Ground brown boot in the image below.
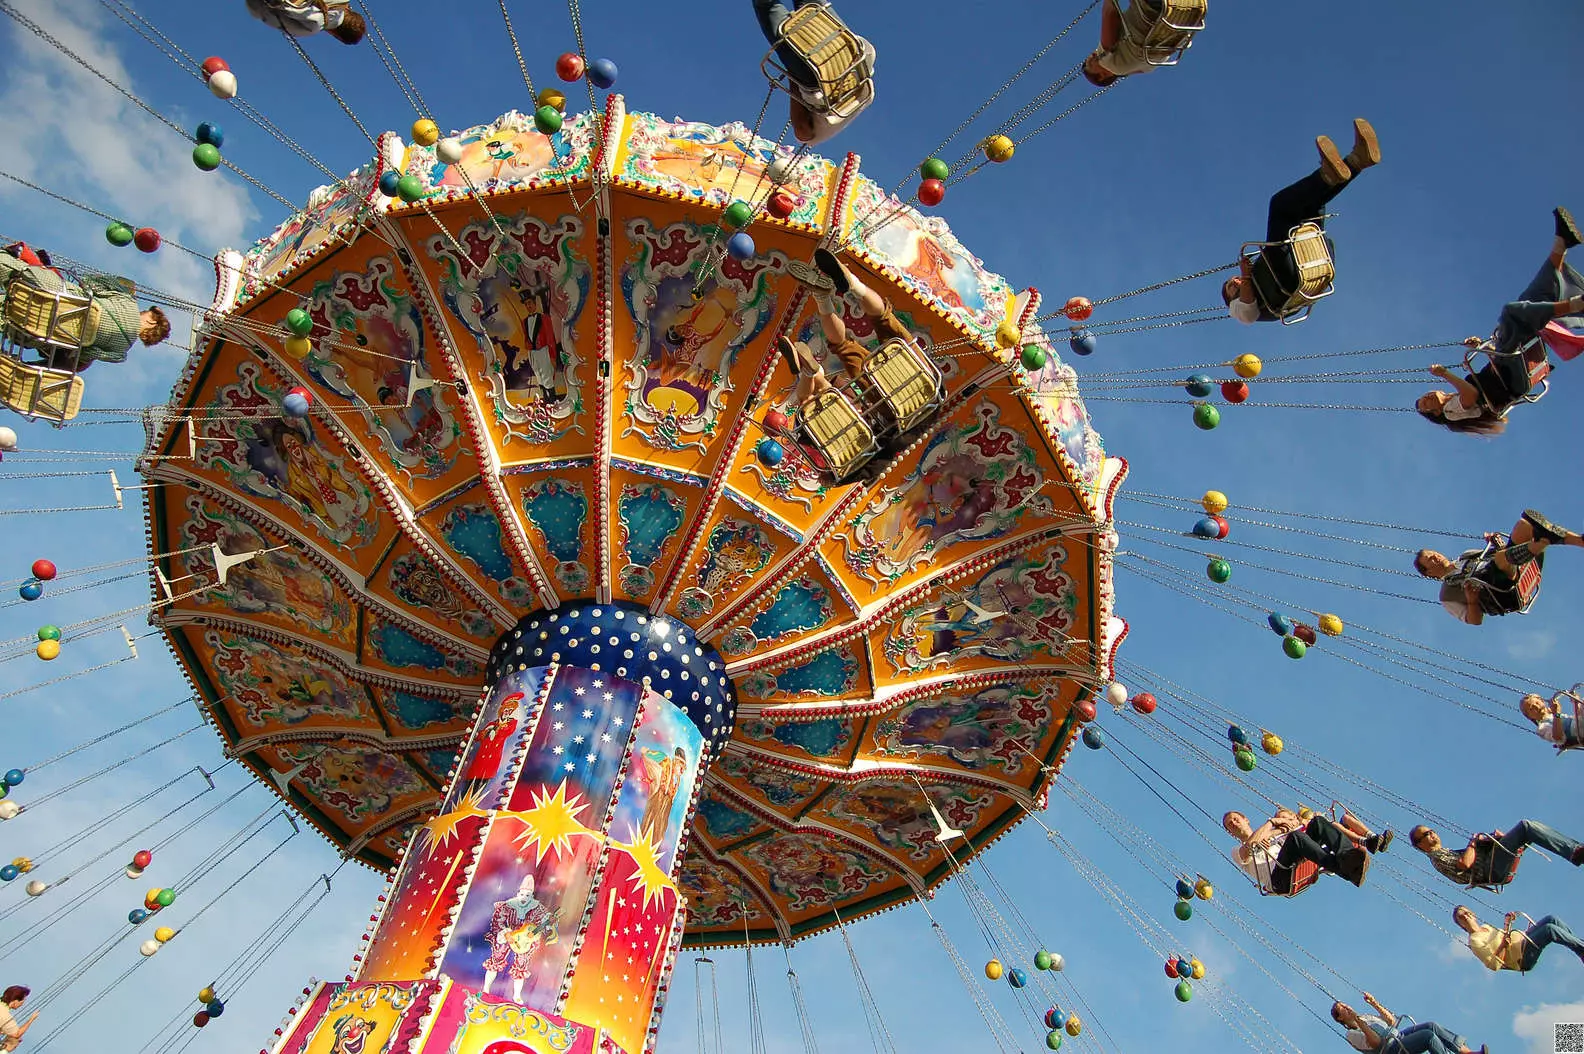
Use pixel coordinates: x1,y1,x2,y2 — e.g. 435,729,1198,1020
1334,847,1371,887
1343,118,1381,174
1317,135,1351,188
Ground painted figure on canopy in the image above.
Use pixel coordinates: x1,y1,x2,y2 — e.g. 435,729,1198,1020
482,874,558,1004
464,694,523,790
638,746,689,843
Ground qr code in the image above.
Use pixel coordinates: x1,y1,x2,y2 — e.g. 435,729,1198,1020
1557,1022,1584,1053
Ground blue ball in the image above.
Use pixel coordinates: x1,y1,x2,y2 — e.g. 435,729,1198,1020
195,121,224,147
282,392,311,419
1081,726,1104,749
756,438,784,467
1185,373,1214,398
586,57,618,89
1045,1008,1066,1030
378,170,402,197
3,770,21,787
1008,967,1028,989
18,580,42,601
1068,330,1096,356
1191,518,1218,538
129,908,149,924
0,866,17,882
206,1001,225,1018
727,231,755,260
1267,612,1293,636
1227,724,1249,745
1175,878,1194,899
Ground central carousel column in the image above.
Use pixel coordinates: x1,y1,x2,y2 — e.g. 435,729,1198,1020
267,603,737,1054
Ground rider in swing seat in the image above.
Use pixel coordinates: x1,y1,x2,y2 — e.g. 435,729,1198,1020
1413,509,1584,625
753,0,875,146
0,245,170,371
1080,0,1207,87
1520,689,1584,751
244,0,367,44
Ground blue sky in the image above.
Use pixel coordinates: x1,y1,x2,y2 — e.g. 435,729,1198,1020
0,0,1582,1051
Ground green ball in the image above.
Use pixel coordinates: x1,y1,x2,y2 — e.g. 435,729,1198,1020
105,222,134,247
36,626,60,642
1206,558,1231,584
723,201,753,230
533,105,563,135
191,143,222,172
396,174,425,203
1020,344,1047,371
1045,1031,1063,1051
155,888,176,907
1193,403,1221,430
1234,749,1257,772
919,156,950,181
1034,949,1053,971
1175,980,1194,1003
1282,635,1307,659
1173,900,1193,921
285,308,314,337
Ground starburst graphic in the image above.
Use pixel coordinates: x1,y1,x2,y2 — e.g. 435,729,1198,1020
503,779,601,865
615,822,678,913
414,783,489,859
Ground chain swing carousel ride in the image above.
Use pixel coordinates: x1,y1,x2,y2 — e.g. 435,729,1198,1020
116,62,1124,1053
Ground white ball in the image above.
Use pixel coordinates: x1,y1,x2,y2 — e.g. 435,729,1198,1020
0,801,19,820
435,137,464,165
1048,952,1064,972
0,426,16,451
139,939,161,957
207,70,238,99
24,880,46,897
766,157,794,185
1104,682,1128,707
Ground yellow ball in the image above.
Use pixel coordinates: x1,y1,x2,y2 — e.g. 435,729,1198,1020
1194,878,1213,901
994,321,1020,349
1232,353,1262,379
983,134,1015,163
1261,731,1284,756
11,857,31,873
984,958,1003,980
284,335,312,360
1189,958,1206,980
147,887,163,904
1201,490,1228,515
154,926,176,943
537,88,567,113
1318,613,1344,637
1065,1015,1082,1037
198,987,216,1004
35,640,59,661
410,119,440,147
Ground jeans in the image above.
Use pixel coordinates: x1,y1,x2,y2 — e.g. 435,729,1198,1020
1495,819,1581,862
1495,260,1584,353
1384,1022,1469,1054
753,0,821,90
1276,816,1349,870
1266,169,1346,243
1519,915,1584,970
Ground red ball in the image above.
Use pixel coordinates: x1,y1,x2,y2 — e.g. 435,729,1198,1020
766,189,796,219
555,53,586,81
200,56,229,80
30,560,56,581
917,178,945,207
1211,515,1230,540
1073,698,1097,723
133,228,161,254
1221,380,1249,403
1165,957,1180,978
193,1012,210,1028
1063,296,1093,321
132,850,153,870
763,409,791,433
1293,623,1317,646
1130,692,1157,715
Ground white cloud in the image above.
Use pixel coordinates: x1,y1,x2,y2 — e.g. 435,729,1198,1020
0,0,260,402
1514,1000,1584,1054
1505,628,1558,663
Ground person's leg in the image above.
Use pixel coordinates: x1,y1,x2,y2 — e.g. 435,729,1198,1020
1338,810,1392,852
753,0,821,92
1524,916,1584,964
1391,1024,1462,1054
1276,821,1345,870
1265,169,1345,243
1496,819,1584,861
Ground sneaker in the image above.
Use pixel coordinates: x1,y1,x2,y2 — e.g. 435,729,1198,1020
1569,844,1584,866
813,247,851,295
1556,206,1582,250
1316,135,1351,187
1522,509,1568,545
785,259,834,295
1366,830,1394,854
776,336,803,376
1335,847,1371,887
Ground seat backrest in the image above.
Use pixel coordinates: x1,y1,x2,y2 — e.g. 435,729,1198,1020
1282,859,1320,896
1516,560,1543,604
4,283,100,350
1286,223,1335,298
1121,0,1206,46
780,4,870,110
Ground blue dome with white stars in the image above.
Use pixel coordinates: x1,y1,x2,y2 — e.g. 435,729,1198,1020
484,600,738,759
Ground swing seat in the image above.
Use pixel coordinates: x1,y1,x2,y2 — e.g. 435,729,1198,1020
1455,540,1542,617
1463,335,1550,417
761,2,875,119
1468,843,1524,892
1557,687,1584,754
1241,222,1335,325
4,282,102,355
857,337,943,433
0,355,84,423
1112,0,1207,66
796,388,877,481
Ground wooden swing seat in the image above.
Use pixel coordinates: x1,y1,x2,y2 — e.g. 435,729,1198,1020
858,337,943,432
1113,0,1207,66
797,387,877,481
0,355,83,423
1454,539,1542,617
762,2,874,118
5,282,101,354
1242,221,1335,325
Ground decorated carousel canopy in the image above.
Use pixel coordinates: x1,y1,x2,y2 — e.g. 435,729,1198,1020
140,99,1126,946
